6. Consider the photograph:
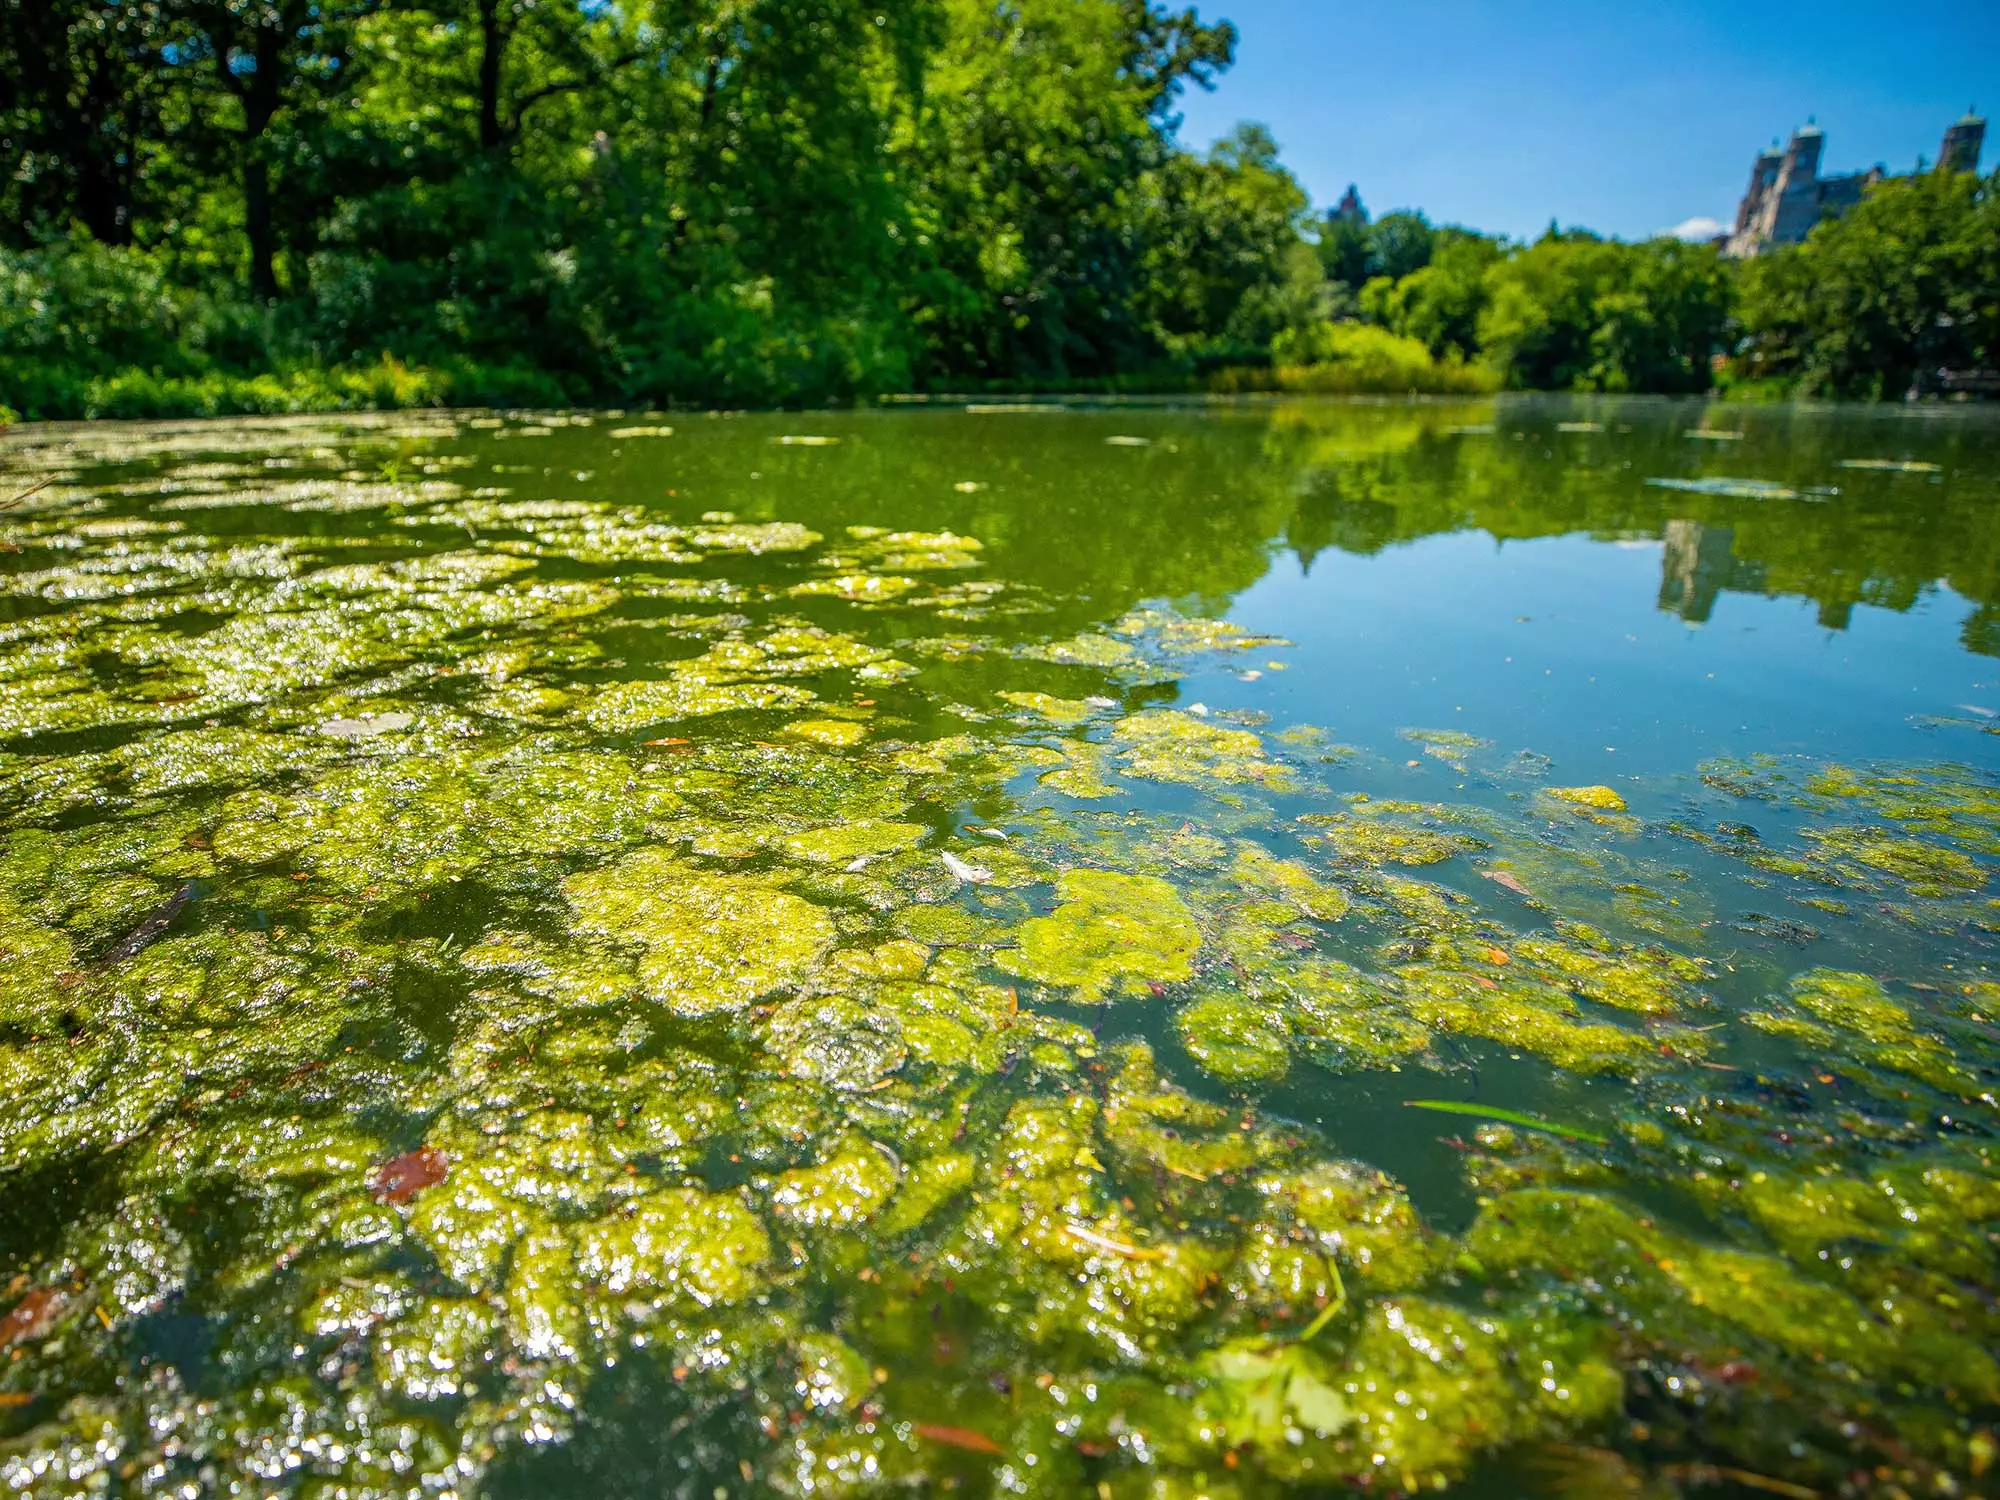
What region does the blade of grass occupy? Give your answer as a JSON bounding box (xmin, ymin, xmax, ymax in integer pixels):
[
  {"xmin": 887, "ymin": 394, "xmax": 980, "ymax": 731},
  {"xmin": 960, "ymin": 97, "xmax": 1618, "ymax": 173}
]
[{"xmin": 1404, "ymin": 1099, "xmax": 1608, "ymax": 1146}]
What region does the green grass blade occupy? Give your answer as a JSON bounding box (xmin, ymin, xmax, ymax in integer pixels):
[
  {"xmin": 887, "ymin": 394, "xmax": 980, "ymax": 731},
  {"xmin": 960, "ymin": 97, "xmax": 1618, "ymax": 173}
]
[{"xmin": 1403, "ymin": 1099, "xmax": 1609, "ymax": 1146}]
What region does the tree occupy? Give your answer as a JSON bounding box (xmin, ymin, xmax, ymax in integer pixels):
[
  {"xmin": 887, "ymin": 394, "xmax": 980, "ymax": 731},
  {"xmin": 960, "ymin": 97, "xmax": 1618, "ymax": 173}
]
[
  {"xmin": 1736, "ymin": 168, "xmax": 1999, "ymax": 398},
  {"xmin": 1476, "ymin": 231, "xmax": 1728, "ymax": 393},
  {"xmin": 1357, "ymin": 227, "xmax": 1500, "ymax": 360},
  {"xmin": 1138, "ymin": 122, "xmax": 1324, "ymax": 358},
  {"xmin": 1368, "ymin": 209, "xmax": 1433, "ymax": 280},
  {"xmin": 178, "ymin": 0, "xmax": 384, "ymax": 299},
  {"xmin": 0, "ymin": 0, "xmax": 182, "ymax": 246}
]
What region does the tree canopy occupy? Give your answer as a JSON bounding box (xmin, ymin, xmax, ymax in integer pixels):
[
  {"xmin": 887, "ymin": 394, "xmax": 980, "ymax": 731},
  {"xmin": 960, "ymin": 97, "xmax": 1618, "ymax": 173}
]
[{"xmin": 1, "ymin": 0, "xmax": 1994, "ymax": 415}]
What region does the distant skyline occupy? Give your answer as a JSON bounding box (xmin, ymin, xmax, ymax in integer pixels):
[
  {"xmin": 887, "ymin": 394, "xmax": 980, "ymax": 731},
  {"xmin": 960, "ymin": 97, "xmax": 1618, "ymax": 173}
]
[{"xmin": 1172, "ymin": 0, "xmax": 1997, "ymax": 242}]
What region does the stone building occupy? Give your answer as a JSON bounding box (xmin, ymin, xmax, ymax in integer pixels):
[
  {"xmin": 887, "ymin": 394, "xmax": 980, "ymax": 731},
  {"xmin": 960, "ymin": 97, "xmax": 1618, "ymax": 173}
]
[{"xmin": 1723, "ymin": 113, "xmax": 1984, "ymax": 257}]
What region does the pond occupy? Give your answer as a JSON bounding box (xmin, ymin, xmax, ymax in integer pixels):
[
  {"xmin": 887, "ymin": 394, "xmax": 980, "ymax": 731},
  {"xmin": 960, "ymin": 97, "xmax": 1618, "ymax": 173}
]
[{"xmin": 0, "ymin": 396, "xmax": 1996, "ymax": 1499}]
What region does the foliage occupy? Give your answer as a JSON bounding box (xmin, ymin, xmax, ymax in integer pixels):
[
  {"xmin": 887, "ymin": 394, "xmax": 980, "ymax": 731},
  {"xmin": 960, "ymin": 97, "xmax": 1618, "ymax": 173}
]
[
  {"xmin": 0, "ymin": 2, "xmax": 1993, "ymax": 408},
  {"xmin": 1476, "ymin": 231, "xmax": 1731, "ymax": 394},
  {"xmin": 1357, "ymin": 228, "xmax": 1503, "ymax": 360},
  {"xmin": 1240, "ymin": 320, "xmax": 1497, "ymax": 395},
  {"xmin": 1733, "ymin": 168, "xmax": 2000, "ymax": 399}
]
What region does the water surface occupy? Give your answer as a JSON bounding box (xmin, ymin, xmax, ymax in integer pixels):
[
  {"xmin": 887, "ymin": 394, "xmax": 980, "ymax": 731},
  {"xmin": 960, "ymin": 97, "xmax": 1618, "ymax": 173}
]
[{"xmin": 1, "ymin": 396, "xmax": 1996, "ymax": 1498}]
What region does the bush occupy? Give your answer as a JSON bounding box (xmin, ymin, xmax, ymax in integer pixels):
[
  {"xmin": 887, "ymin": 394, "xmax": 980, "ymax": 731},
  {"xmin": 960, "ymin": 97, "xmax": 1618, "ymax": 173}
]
[{"xmin": 1218, "ymin": 321, "xmax": 1498, "ymax": 395}]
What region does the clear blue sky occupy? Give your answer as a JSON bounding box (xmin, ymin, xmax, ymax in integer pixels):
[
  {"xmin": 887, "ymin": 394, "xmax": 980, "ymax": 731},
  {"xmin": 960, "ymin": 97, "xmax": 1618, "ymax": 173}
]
[{"xmin": 1172, "ymin": 0, "xmax": 1998, "ymax": 241}]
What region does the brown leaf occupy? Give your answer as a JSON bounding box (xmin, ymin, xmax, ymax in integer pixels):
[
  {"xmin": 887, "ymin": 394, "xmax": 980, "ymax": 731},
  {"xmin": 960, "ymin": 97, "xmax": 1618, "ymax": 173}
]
[
  {"xmin": 914, "ymin": 1423, "xmax": 1005, "ymax": 1456},
  {"xmin": 1482, "ymin": 869, "xmax": 1532, "ymax": 897},
  {"xmin": 0, "ymin": 1288, "xmax": 65, "ymax": 1351},
  {"xmin": 371, "ymin": 1147, "xmax": 449, "ymax": 1205}
]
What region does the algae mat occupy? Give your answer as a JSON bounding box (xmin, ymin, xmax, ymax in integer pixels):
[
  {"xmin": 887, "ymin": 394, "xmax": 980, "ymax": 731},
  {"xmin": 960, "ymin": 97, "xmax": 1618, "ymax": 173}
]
[{"xmin": 0, "ymin": 398, "xmax": 1998, "ymax": 1499}]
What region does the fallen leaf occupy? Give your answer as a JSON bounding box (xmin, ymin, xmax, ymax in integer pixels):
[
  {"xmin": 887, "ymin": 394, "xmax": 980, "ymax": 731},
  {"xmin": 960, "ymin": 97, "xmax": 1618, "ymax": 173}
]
[
  {"xmin": 1482, "ymin": 869, "xmax": 1532, "ymax": 897},
  {"xmin": 914, "ymin": 1423, "xmax": 1005, "ymax": 1455},
  {"xmin": 0, "ymin": 1288, "xmax": 65, "ymax": 1350},
  {"xmin": 370, "ymin": 1147, "xmax": 449, "ymax": 1205},
  {"xmin": 320, "ymin": 712, "xmax": 414, "ymax": 740}
]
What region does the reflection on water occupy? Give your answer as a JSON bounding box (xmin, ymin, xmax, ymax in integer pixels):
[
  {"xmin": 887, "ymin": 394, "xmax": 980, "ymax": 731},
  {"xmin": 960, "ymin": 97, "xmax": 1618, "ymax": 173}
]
[{"xmin": 0, "ymin": 396, "xmax": 1994, "ymax": 1500}]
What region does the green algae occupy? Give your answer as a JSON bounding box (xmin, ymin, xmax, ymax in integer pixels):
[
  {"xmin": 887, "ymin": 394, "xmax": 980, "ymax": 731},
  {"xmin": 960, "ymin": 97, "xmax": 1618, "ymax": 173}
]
[
  {"xmin": 1114, "ymin": 708, "xmax": 1285, "ymax": 787},
  {"xmin": 997, "ymin": 869, "xmax": 1200, "ymax": 1000},
  {"xmin": 998, "ymin": 689, "xmax": 1096, "ymax": 724},
  {"xmin": 1177, "ymin": 993, "xmax": 1292, "ymax": 1082},
  {"xmin": 1743, "ymin": 968, "xmax": 1976, "ymax": 1095},
  {"xmin": 565, "ymin": 848, "xmax": 836, "ymax": 1015},
  {"xmin": 1298, "ymin": 808, "xmax": 1488, "ymax": 866},
  {"xmin": 1544, "ymin": 783, "xmax": 1628, "ymax": 811},
  {"xmin": 1399, "ymin": 726, "xmax": 1491, "ymax": 770},
  {"xmin": 1, "ymin": 418, "xmax": 1998, "ymax": 1500}
]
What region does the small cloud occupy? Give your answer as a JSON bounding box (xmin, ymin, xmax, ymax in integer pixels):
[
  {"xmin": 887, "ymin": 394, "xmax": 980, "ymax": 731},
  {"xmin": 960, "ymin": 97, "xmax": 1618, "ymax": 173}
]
[{"xmin": 1664, "ymin": 216, "xmax": 1725, "ymax": 241}]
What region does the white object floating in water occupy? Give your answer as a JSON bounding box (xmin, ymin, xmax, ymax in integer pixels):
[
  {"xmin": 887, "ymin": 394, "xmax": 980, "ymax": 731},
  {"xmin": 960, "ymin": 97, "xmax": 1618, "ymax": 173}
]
[
  {"xmin": 1186, "ymin": 702, "xmax": 1210, "ymax": 716},
  {"xmin": 953, "ymin": 481, "xmax": 984, "ymax": 493},
  {"xmin": 845, "ymin": 856, "xmax": 873, "ymax": 872},
  {"xmin": 609, "ymin": 426, "xmax": 674, "ymax": 438},
  {"xmin": 1085, "ymin": 695, "xmax": 1118, "ymax": 708},
  {"xmin": 1237, "ymin": 669, "xmax": 1263, "ymax": 682},
  {"xmin": 775, "ymin": 435, "xmax": 839, "ymax": 446},
  {"xmin": 1105, "ymin": 435, "xmax": 1151, "ymax": 447},
  {"xmin": 941, "ymin": 851, "xmax": 994, "ymax": 884},
  {"xmin": 972, "ymin": 827, "xmax": 1009, "ymax": 841},
  {"xmin": 1839, "ymin": 458, "xmax": 1942, "ymax": 473},
  {"xmin": 320, "ymin": 712, "xmax": 414, "ymax": 739}
]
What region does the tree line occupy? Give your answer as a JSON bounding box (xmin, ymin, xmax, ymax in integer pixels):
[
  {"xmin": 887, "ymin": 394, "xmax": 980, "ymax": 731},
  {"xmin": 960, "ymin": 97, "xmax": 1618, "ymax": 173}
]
[{"xmin": 1, "ymin": 0, "xmax": 1995, "ymax": 417}]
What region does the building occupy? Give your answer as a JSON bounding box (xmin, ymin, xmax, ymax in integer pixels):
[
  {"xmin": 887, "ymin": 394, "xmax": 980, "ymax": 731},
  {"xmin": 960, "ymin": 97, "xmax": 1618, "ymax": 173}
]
[{"xmin": 1723, "ymin": 113, "xmax": 1984, "ymax": 257}]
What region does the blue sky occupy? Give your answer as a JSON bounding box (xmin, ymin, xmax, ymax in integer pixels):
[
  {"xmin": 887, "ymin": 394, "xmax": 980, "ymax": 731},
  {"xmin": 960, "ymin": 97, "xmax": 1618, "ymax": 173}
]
[{"xmin": 1171, "ymin": 1, "xmax": 1997, "ymax": 241}]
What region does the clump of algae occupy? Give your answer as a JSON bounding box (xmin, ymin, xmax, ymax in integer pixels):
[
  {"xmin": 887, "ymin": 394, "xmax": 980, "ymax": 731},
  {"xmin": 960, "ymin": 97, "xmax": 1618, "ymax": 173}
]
[
  {"xmin": 1744, "ymin": 967, "xmax": 1976, "ymax": 1094},
  {"xmin": 565, "ymin": 847, "xmax": 836, "ymax": 1015},
  {"xmin": 998, "ymin": 869, "xmax": 1199, "ymax": 1000},
  {"xmin": 1544, "ymin": 783, "xmax": 1628, "ymax": 812},
  {"xmin": 1176, "ymin": 993, "xmax": 1291, "ymax": 1082},
  {"xmin": 1298, "ymin": 806, "xmax": 1487, "ymax": 866},
  {"xmin": 1114, "ymin": 708, "xmax": 1286, "ymax": 787}
]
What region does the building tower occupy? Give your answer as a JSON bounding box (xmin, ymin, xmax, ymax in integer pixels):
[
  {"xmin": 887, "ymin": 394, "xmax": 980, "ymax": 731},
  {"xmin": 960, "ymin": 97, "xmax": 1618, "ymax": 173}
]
[
  {"xmin": 1938, "ymin": 111, "xmax": 1985, "ymax": 174},
  {"xmin": 1724, "ymin": 145, "xmax": 1785, "ymax": 256}
]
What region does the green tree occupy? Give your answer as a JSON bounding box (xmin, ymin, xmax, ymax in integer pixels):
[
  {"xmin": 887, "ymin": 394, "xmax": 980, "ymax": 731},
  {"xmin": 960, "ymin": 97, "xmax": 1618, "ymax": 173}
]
[
  {"xmin": 1737, "ymin": 168, "xmax": 1999, "ymax": 398},
  {"xmin": 1357, "ymin": 227, "xmax": 1500, "ymax": 360},
  {"xmin": 1477, "ymin": 231, "xmax": 1728, "ymax": 393},
  {"xmin": 176, "ymin": 0, "xmax": 388, "ymax": 298},
  {"xmin": 0, "ymin": 0, "xmax": 186, "ymax": 246},
  {"xmin": 1138, "ymin": 122, "xmax": 1324, "ymax": 359}
]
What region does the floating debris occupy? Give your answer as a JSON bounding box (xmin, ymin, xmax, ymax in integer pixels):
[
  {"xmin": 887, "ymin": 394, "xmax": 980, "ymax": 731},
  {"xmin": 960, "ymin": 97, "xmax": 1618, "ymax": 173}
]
[{"xmin": 1645, "ymin": 476, "xmax": 1798, "ymax": 500}]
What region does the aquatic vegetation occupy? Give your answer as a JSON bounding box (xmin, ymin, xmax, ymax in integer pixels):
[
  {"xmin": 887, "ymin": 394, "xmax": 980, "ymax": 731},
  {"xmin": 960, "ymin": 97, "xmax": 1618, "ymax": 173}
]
[
  {"xmin": 1544, "ymin": 783, "xmax": 1628, "ymax": 812},
  {"xmin": 1113, "ymin": 708, "xmax": 1286, "ymax": 787},
  {"xmin": 565, "ymin": 848, "xmax": 837, "ymax": 1015},
  {"xmin": 999, "ymin": 869, "xmax": 1200, "ymax": 1000},
  {"xmin": 1177, "ymin": 993, "xmax": 1292, "ymax": 1082},
  {"xmin": 1, "ymin": 413, "xmax": 1998, "ymax": 1500},
  {"xmin": 1743, "ymin": 968, "xmax": 1977, "ymax": 1095},
  {"xmin": 1299, "ymin": 806, "xmax": 1489, "ymax": 866}
]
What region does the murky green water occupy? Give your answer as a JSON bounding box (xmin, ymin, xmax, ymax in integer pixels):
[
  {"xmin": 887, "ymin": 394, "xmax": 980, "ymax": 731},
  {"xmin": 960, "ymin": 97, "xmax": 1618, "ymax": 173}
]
[{"xmin": 1, "ymin": 397, "xmax": 1996, "ymax": 1499}]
